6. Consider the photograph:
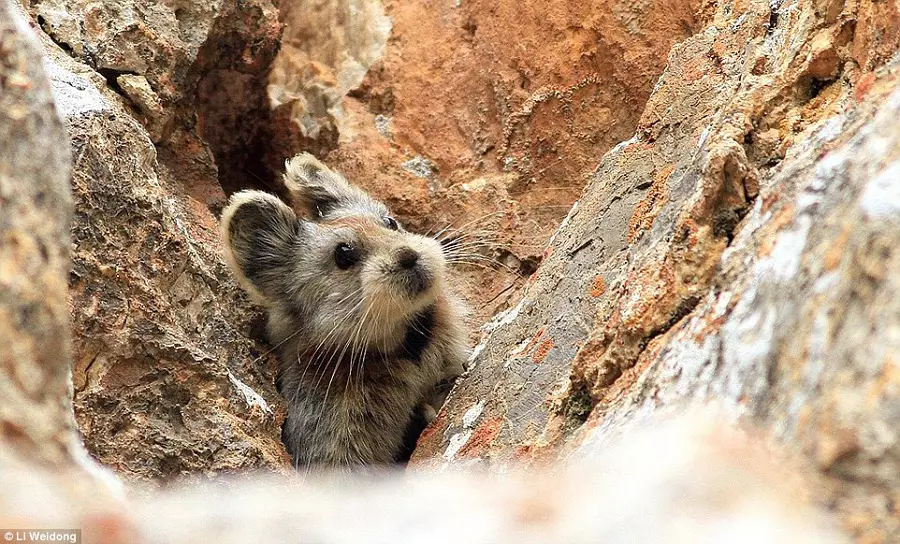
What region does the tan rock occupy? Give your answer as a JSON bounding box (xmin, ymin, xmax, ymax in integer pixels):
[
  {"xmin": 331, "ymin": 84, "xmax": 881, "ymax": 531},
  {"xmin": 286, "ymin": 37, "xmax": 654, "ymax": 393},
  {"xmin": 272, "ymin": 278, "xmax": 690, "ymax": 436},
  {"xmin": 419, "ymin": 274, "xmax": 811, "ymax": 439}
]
[
  {"xmin": 1, "ymin": 0, "xmax": 77, "ymax": 470},
  {"xmin": 116, "ymin": 73, "xmax": 172, "ymax": 143},
  {"xmin": 423, "ymin": 0, "xmax": 900, "ymax": 539},
  {"xmin": 8, "ymin": 1, "xmax": 290, "ymax": 482}
]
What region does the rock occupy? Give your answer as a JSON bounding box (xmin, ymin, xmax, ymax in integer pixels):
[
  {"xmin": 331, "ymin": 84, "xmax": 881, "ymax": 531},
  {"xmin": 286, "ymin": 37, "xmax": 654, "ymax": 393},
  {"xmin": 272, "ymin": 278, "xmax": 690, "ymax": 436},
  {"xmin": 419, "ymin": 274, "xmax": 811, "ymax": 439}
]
[
  {"xmin": 0, "ymin": 3, "xmax": 851, "ymax": 533},
  {"xmin": 309, "ymin": 0, "xmax": 704, "ymax": 326},
  {"xmin": 422, "ymin": 0, "xmax": 900, "ymax": 539},
  {"xmin": 22, "ymin": 0, "xmax": 286, "ymax": 205},
  {"xmin": 0, "ymin": 0, "xmax": 77, "ymax": 469},
  {"xmin": 63, "ymin": 64, "xmax": 288, "ymax": 480},
  {"xmin": 22, "ymin": 0, "xmax": 279, "ymax": 122},
  {"xmin": 25, "ymin": 0, "xmax": 709, "ymax": 329},
  {"xmin": 0, "ymin": 0, "xmax": 123, "ymax": 504},
  {"xmin": 268, "ymin": 0, "xmax": 391, "ymax": 140},
  {"xmin": 251, "ymin": 0, "xmax": 698, "ymax": 330},
  {"xmin": 0, "ymin": 414, "xmax": 847, "ymax": 543},
  {"xmin": 9, "ymin": 2, "xmax": 290, "ymax": 481},
  {"xmin": 19, "ymin": 0, "xmax": 710, "ymax": 483},
  {"xmin": 127, "ymin": 416, "xmax": 845, "ymax": 543},
  {"xmin": 5, "ymin": 0, "xmax": 900, "ymax": 537},
  {"xmin": 116, "ymin": 74, "xmax": 171, "ymax": 143}
]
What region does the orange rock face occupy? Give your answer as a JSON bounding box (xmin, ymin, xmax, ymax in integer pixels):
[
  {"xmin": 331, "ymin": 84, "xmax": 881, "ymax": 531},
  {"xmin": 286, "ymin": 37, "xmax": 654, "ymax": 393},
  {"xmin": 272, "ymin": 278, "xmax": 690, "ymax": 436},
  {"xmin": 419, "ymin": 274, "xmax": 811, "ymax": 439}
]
[{"xmin": 273, "ymin": 0, "xmax": 702, "ymax": 325}]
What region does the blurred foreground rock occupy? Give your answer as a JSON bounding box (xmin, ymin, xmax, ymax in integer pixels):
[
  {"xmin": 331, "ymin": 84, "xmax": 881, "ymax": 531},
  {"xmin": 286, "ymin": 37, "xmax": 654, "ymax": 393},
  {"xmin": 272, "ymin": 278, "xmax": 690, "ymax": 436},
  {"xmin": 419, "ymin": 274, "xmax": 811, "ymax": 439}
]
[
  {"xmin": 0, "ymin": 0, "xmax": 79, "ymax": 471},
  {"xmin": 0, "ymin": 413, "xmax": 846, "ymax": 543},
  {"xmin": 0, "ymin": 0, "xmax": 125, "ymax": 509}
]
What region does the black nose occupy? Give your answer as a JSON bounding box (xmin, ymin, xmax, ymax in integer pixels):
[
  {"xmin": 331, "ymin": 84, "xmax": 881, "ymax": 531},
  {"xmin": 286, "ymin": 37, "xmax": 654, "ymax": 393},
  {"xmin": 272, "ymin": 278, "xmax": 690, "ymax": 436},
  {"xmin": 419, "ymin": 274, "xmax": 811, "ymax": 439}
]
[{"xmin": 396, "ymin": 247, "xmax": 419, "ymax": 269}]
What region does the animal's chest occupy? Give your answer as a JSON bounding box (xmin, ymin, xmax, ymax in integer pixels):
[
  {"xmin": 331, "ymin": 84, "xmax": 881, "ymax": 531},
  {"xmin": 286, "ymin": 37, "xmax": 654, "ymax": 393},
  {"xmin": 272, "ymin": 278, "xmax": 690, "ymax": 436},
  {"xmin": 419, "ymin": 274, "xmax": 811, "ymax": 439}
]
[
  {"xmin": 336, "ymin": 359, "xmax": 436, "ymax": 418},
  {"xmin": 327, "ymin": 368, "xmax": 433, "ymax": 458}
]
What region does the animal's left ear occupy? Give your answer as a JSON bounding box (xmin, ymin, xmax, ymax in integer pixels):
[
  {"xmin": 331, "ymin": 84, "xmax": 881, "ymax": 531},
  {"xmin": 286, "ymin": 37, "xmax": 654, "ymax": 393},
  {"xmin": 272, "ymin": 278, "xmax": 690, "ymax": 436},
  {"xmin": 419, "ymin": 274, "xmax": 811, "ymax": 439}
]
[{"xmin": 283, "ymin": 153, "xmax": 381, "ymax": 220}]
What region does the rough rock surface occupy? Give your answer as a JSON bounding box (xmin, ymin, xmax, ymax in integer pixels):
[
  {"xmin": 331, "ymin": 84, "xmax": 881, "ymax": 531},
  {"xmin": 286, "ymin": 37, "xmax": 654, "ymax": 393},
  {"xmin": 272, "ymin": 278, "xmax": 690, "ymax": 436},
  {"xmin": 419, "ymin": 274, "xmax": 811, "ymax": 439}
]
[
  {"xmin": 269, "ymin": 0, "xmax": 390, "ymax": 140},
  {"xmin": 2, "ymin": 7, "xmax": 846, "ymax": 541},
  {"xmin": 20, "ymin": 0, "xmax": 285, "ymax": 215},
  {"xmin": 65, "ymin": 91, "xmax": 289, "ymax": 481},
  {"xmin": 20, "ymin": 0, "xmax": 280, "ymax": 141},
  {"xmin": 7, "ymin": 1, "xmax": 289, "ymax": 481},
  {"xmin": 4, "ymin": 0, "xmax": 900, "ymax": 538},
  {"xmin": 14, "ymin": 0, "xmax": 712, "ymax": 482},
  {"xmin": 420, "ymin": 0, "xmax": 900, "ymax": 539}
]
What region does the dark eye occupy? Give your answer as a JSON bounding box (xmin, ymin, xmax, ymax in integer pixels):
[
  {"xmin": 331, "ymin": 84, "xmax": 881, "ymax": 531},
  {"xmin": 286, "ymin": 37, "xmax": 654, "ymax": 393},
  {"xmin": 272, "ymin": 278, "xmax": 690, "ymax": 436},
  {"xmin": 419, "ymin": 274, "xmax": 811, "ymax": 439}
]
[
  {"xmin": 334, "ymin": 243, "xmax": 360, "ymax": 269},
  {"xmin": 383, "ymin": 216, "xmax": 399, "ymax": 230}
]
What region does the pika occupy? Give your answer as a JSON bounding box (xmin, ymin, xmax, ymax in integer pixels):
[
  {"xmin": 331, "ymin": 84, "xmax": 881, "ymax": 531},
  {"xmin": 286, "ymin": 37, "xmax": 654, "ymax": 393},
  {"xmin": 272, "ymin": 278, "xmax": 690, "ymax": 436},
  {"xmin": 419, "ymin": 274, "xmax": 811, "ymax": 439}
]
[{"xmin": 220, "ymin": 153, "xmax": 469, "ymax": 468}]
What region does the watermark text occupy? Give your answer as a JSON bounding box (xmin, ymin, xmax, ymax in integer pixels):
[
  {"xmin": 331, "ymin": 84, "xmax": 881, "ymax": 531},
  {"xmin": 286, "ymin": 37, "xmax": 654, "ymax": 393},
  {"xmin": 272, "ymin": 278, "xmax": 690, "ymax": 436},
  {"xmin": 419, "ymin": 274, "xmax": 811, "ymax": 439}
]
[{"xmin": 2, "ymin": 530, "xmax": 80, "ymax": 543}]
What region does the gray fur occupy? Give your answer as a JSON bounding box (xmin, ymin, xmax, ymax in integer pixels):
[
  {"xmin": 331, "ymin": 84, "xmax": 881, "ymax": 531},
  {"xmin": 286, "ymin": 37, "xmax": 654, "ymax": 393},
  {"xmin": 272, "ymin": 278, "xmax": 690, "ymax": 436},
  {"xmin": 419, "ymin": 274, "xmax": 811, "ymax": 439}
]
[{"xmin": 221, "ymin": 153, "xmax": 468, "ymax": 468}]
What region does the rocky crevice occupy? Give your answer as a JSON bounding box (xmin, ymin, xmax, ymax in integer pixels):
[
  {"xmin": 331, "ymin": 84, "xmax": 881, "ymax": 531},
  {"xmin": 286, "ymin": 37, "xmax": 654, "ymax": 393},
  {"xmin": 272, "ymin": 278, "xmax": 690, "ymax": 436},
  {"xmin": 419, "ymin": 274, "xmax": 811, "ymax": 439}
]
[
  {"xmin": 177, "ymin": 0, "xmax": 288, "ymax": 200},
  {"xmin": 4, "ymin": 0, "xmax": 900, "ymax": 538},
  {"xmin": 8, "ymin": 0, "xmax": 706, "ymax": 481}
]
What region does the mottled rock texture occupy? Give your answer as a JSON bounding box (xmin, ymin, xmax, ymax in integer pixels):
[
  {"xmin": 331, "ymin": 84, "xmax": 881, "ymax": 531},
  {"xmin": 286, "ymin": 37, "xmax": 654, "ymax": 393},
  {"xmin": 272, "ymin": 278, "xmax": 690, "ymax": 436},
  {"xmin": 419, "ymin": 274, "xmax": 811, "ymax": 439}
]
[
  {"xmin": 20, "ymin": 0, "xmax": 281, "ymax": 141},
  {"xmin": 65, "ymin": 91, "xmax": 289, "ymax": 481},
  {"xmin": 64, "ymin": 63, "xmax": 289, "ymax": 481},
  {"xmin": 8, "ymin": 0, "xmax": 289, "ymax": 481},
  {"xmin": 420, "ymin": 0, "xmax": 900, "ymax": 540}
]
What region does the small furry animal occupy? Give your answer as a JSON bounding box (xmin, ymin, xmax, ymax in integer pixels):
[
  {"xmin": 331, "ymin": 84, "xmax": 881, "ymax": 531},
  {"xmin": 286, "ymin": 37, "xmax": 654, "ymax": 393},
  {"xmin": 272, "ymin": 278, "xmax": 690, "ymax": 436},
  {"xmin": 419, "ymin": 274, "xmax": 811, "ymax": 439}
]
[{"xmin": 220, "ymin": 153, "xmax": 469, "ymax": 468}]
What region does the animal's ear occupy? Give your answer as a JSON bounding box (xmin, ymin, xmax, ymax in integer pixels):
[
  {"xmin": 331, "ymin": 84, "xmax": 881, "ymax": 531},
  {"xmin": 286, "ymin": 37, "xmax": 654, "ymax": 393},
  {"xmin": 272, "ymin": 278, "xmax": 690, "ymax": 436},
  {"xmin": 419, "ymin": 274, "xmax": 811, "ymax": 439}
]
[
  {"xmin": 220, "ymin": 190, "xmax": 303, "ymax": 305},
  {"xmin": 283, "ymin": 152, "xmax": 379, "ymax": 219}
]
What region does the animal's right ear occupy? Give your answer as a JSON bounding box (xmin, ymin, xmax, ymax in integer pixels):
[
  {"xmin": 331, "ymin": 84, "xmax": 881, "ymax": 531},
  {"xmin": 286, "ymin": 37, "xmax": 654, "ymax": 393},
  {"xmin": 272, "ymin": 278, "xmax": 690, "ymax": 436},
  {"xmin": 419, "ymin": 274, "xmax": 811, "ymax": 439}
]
[{"xmin": 220, "ymin": 190, "xmax": 302, "ymax": 305}]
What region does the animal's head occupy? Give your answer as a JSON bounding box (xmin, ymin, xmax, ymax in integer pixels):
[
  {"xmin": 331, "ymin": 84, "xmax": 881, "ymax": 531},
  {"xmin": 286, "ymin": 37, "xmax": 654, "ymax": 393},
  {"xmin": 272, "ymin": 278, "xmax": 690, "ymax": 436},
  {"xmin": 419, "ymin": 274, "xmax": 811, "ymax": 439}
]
[{"xmin": 221, "ymin": 153, "xmax": 447, "ymax": 349}]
